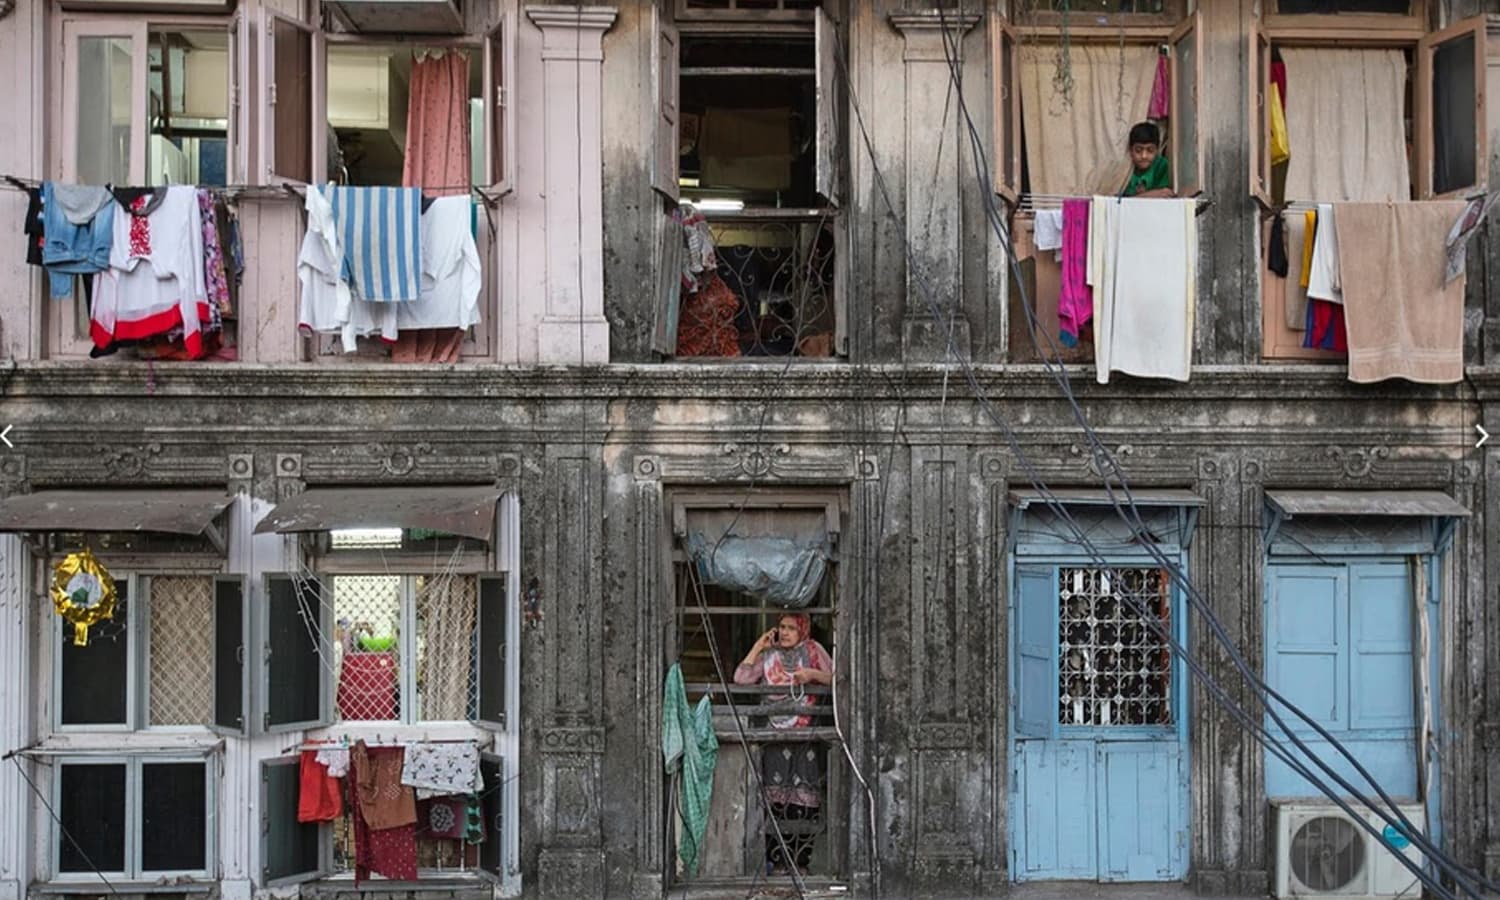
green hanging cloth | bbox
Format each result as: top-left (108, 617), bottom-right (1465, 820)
top-left (662, 662), bottom-right (719, 879)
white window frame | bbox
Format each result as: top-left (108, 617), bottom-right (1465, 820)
top-left (49, 570), bottom-right (226, 735)
top-left (48, 753), bottom-right (218, 885)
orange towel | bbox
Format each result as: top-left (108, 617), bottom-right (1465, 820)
top-left (1299, 209), bottom-right (1316, 288)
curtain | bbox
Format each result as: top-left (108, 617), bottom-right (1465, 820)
top-left (1281, 48), bottom-right (1409, 203)
top-left (1019, 43), bottom-right (1157, 196)
top-left (417, 574), bottom-right (479, 720)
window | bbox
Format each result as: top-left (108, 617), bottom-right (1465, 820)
top-left (53, 757), bottom-right (215, 881)
top-left (52, 15), bottom-right (241, 360)
top-left (1264, 560), bottom-right (1421, 798)
top-left (1003, 0), bottom-right (1185, 28)
top-left (992, 7), bottom-right (1200, 361)
top-left (1252, 11), bottom-right (1486, 359)
top-left (53, 570), bottom-right (247, 732)
top-left (652, 4), bottom-right (845, 360)
top-left (666, 494), bottom-right (845, 883)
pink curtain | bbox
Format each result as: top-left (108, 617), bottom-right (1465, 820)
top-left (399, 50), bottom-right (471, 362)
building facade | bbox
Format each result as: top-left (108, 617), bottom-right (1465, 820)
top-left (0, 0), bottom-right (1498, 898)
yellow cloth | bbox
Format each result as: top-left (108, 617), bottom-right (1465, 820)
top-left (1269, 83), bottom-right (1290, 167)
top-left (1299, 210), bottom-right (1317, 288)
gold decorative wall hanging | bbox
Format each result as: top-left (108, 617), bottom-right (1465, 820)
top-left (50, 549), bottom-right (118, 646)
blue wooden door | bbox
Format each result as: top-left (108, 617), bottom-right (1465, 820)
top-left (1010, 564), bottom-right (1188, 883)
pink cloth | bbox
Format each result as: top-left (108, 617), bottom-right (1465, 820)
top-left (1148, 54), bottom-right (1170, 120)
top-left (402, 51), bottom-right (472, 197)
top-left (1058, 198), bottom-right (1094, 345)
top-left (733, 636), bottom-right (832, 729)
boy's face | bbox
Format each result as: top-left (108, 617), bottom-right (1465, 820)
top-left (1130, 142), bottom-right (1160, 172)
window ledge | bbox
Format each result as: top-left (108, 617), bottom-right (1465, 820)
top-left (34, 881), bottom-right (214, 895)
top-left (303, 874), bottom-right (497, 899)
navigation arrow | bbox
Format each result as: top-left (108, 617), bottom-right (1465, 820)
top-left (0, 425), bottom-right (11, 449)
top-left (1477, 424), bottom-right (1491, 449)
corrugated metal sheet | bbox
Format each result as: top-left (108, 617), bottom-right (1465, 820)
top-left (0, 490), bottom-right (233, 534)
top-left (1008, 487), bottom-right (1207, 509)
top-left (1266, 490), bottom-right (1471, 518)
top-left (255, 486), bottom-right (501, 542)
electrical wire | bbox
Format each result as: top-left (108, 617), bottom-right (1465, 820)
top-left (8, 755), bottom-right (121, 895)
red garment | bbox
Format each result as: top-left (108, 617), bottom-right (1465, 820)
top-left (297, 751), bottom-right (343, 823)
top-left (349, 769), bottom-right (418, 883)
top-left (1306, 298), bottom-right (1348, 353)
top-left (1270, 60), bottom-right (1288, 108)
top-left (415, 796), bottom-right (469, 841)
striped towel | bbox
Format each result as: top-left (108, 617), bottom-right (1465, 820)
top-left (324, 186), bottom-right (422, 302)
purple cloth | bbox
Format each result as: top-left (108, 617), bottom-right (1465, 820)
top-left (1058, 198), bottom-right (1094, 346)
top-left (1148, 54), bottom-right (1170, 119)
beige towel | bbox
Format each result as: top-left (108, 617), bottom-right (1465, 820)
top-left (1020, 44), bottom-right (1156, 196)
top-left (1336, 201), bottom-right (1468, 384)
top-left (1281, 48), bottom-right (1409, 203)
top-left (1089, 197), bottom-right (1197, 383)
top-left (1283, 211), bottom-right (1310, 330)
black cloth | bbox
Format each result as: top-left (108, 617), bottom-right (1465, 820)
top-left (23, 187), bottom-right (43, 266)
top-left (110, 187), bottom-right (165, 215)
top-left (1268, 212), bottom-right (1289, 278)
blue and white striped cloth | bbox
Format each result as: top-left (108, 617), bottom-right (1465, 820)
top-left (324, 185), bottom-right (423, 303)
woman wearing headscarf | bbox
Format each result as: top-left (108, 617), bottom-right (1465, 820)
top-left (734, 613), bottom-right (833, 874)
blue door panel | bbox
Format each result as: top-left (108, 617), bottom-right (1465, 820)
top-left (1268, 566), bottom-right (1347, 731)
top-left (1097, 742), bottom-right (1186, 882)
top-left (1264, 735), bottom-right (1419, 800)
top-left (1015, 739), bottom-right (1096, 880)
top-left (1350, 563), bottom-right (1415, 730)
top-left (1014, 566), bottom-right (1059, 739)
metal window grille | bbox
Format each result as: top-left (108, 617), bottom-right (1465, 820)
top-left (331, 574), bottom-right (480, 723)
top-left (147, 576), bottom-right (214, 727)
top-left (1057, 566), bottom-right (1173, 727)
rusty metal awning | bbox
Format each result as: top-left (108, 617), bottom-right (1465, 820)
top-left (1265, 490), bottom-right (1471, 519)
top-left (255, 486), bottom-right (501, 542)
top-left (1008, 487), bottom-right (1207, 509)
top-left (0, 490), bottom-right (234, 536)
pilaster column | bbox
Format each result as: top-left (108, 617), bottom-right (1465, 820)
top-left (889, 11), bottom-right (980, 363)
top-left (0, 534), bottom-right (34, 900)
top-left (526, 6), bottom-right (618, 365)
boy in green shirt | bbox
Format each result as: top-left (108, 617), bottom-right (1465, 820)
top-left (1122, 121), bottom-right (1174, 198)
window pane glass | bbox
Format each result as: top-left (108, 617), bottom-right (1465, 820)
top-left (1173, 39), bottom-right (1198, 195)
top-left (148, 30), bottom-right (230, 187)
top-left (141, 762), bottom-right (208, 871)
top-left (265, 575), bottom-right (324, 729)
top-left (479, 756), bottom-right (503, 875)
top-left (271, 19), bottom-right (312, 182)
top-left (60, 590), bottom-right (129, 726)
top-left (415, 574), bottom-right (478, 721)
top-left (1276, 0), bottom-right (1409, 12)
top-left (149, 576), bottom-right (214, 726)
top-left (58, 762), bottom-right (127, 872)
top-left (75, 36), bottom-right (135, 185)
top-left (1432, 32), bottom-right (1477, 196)
top-left (334, 575), bottom-right (402, 721)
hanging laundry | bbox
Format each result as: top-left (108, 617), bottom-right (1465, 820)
top-left (23, 186), bottom-right (43, 267)
top-left (663, 662), bottom-right (718, 879)
top-left (1267, 212), bottom-right (1289, 278)
top-left (90, 186), bottom-right (212, 358)
top-left (1281, 211), bottom-right (1310, 332)
top-left (681, 210), bottom-right (718, 292)
top-left (1336, 201), bottom-right (1468, 384)
top-left (348, 754), bottom-right (418, 884)
top-left (1306, 203), bottom-right (1342, 304)
top-left (1148, 52), bottom-right (1170, 120)
top-left (325, 185), bottom-right (423, 303)
top-left (298, 185), bottom-right (398, 352)
top-left (404, 51), bottom-right (472, 197)
top-left (1087, 196), bottom-right (1196, 383)
top-left (392, 195), bottom-right (483, 363)
top-left (1057, 198), bottom-right (1093, 347)
top-left (316, 745), bottom-right (351, 778)
top-left (352, 740), bottom-right (418, 830)
top-left (1034, 209), bottom-right (1064, 254)
top-left (297, 750), bottom-right (344, 823)
top-left (1270, 58), bottom-right (1287, 108)
top-left (676, 274), bottom-right (742, 358)
top-left (1303, 298), bottom-right (1347, 352)
top-left (1299, 209), bottom-right (1316, 288)
top-left (197, 190), bottom-right (232, 317)
top-left (401, 741), bottom-right (482, 800)
top-left (41, 182), bottom-right (114, 299)
top-left (415, 796), bottom-right (482, 841)
top-left (1268, 83), bottom-right (1290, 167)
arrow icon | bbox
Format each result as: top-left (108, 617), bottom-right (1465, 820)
top-left (0, 425), bottom-right (11, 449)
top-left (1477, 424), bottom-right (1491, 449)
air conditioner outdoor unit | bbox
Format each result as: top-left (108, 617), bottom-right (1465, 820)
top-left (1273, 801), bottom-right (1426, 899)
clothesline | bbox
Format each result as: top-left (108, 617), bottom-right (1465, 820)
top-left (0, 174), bottom-right (503, 207)
top-left (287, 736), bottom-right (493, 754)
top-left (1020, 192), bottom-right (1211, 215)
